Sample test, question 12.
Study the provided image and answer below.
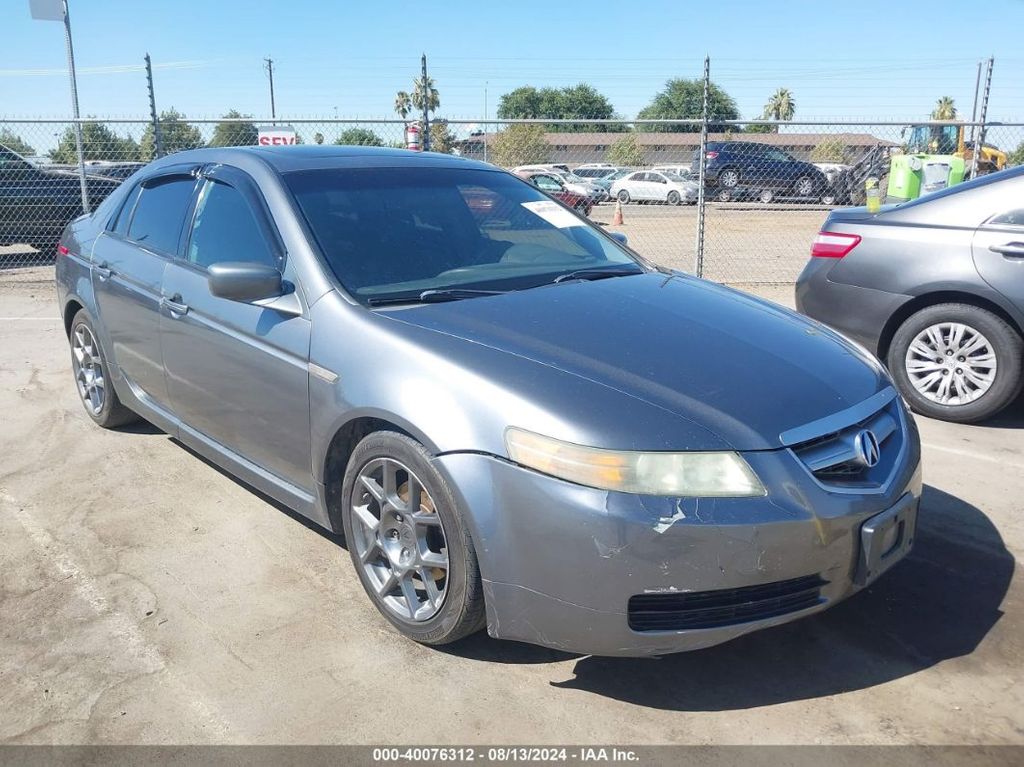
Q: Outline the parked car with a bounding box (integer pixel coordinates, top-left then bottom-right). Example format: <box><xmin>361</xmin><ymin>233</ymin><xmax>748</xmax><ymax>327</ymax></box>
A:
<box><xmin>57</xmin><ymin>146</ymin><xmax>920</xmax><ymax>657</ymax></box>
<box><xmin>651</xmin><ymin>164</ymin><xmax>694</xmax><ymax>180</ymax></box>
<box><xmin>610</xmin><ymin>170</ymin><xmax>698</xmax><ymax>205</ymax></box>
<box><xmin>591</xmin><ymin>168</ymin><xmax>634</xmax><ymax>194</ymax></box>
<box><xmin>512</xmin><ymin>165</ymin><xmax>607</xmax><ymax>203</ymax></box>
<box><xmin>797</xmin><ymin>165</ymin><xmax>1024</xmax><ymax>423</ymax></box>
<box><xmin>693</xmin><ymin>141</ymin><xmax>829</xmax><ymax>201</ymax></box>
<box><xmin>513</xmin><ymin>169</ymin><xmax>592</xmax><ymax>215</ymax></box>
<box><xmin>0</xmin><ymin>143</ymin><xmax>121</xmax><ymax>252</ymax></box>
<box><xmin>572</xmin><ymin>166</ymin><xmax>621</xmax><ymax>180</ymax></box>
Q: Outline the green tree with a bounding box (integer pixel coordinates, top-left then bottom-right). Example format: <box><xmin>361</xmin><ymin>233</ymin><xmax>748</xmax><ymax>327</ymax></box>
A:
<box><xmin>334</xmin><ymin>127</ymin><xmax>384</xmax><ymax>146</ymax></box>
<box><xmin>743</xmin><ymin>122</ymin><xmax>774</xmax><ymax>134</ymax></box>
<box><xmin>491</xmin><ymin>124</ymin><xmax>550</xmax><ymax>167</ymax></box>
<box><xmin>763</xmin><ymin>88</ymin><xmax>796</xmax><ymax>124</ymax></box>
<box><xmin>605</xmin><ymin>134</ymin><xmax>645</xmax><ymax>166</ymax></box>
<box><xmin>427</xmin><ymin>119</ymin><xmax>455</xmax><ymax>154</ymax></box>
<box><xmin>637</xmin><ymin>78</ymin><xmax>739</xmax><ymax>132</ymax></box>
<box><xmin>497</xmin><ymin>84</ymin><xmax>620</xmax><ymax>132</ymax></box>
<box><xmin>0</xmin><ymin>129</ymin><xmax>36</xmax><ymax>156</ymax></box>
<box><xmin>1007</xmin><ymin>140</ymin><xmax>1024</xmax><ymax>167</ymax></box>
<box><xmin>931</xmin><ymin>96</ymin><xmax>957</xmax><ymax>120</ymax></box>
<box><xmin>208</xmin><ymin>110</ymin><xmax>258</xmax><ymax>147</ymax></box>
<box><xmin>50</xmin><ymin>121</ymin><xmax>140</xmax><ymax>164</ymax></box>
<box><xmin>395</xmin><ymin>75</ymin><xmax>440</xmax><ymax>120</ymax></box>
<box><xmin>140</xmin><ymin>108</ymin><xmax>204</xmax><ymax>159</ymax></box>
<box><xmin>810</xmin><ymin>137</ymin><xmax>848</xmax><ymax>164</ymax></box>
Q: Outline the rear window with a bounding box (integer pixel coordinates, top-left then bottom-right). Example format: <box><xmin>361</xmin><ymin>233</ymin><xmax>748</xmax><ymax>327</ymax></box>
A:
<box><xmin>285</xmin><ymin>166</ymin><xmax>638</xmax><ymax>302</ymax></box>
<box><xmin>127</xmin><ymin>176</ymin><xmax>196</xmax><ymax>254</ymax></box>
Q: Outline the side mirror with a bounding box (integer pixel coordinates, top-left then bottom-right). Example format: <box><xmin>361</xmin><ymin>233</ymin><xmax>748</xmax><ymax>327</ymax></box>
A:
<box><xmin>208</xmin><ymin>261</ymin><xmax>283</xmax><ymax>303</ymax></box>
<box><xmin>609</xmin><ymin>231</ymin><xmax>628</xmax><ymax>246</ymax></box>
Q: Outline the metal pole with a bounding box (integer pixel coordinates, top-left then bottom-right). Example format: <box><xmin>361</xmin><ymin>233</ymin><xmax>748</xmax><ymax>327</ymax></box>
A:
<box><xmin>145</xmin><ymin>53</ymin><xmax>162</xmax><ymax>158</ymax></box>
<box><xmin>62</xmin><ymin>0</ymin><xmax>89</xmax><ymax>213</ymax></box>
<box><xmin>694</xmin><ymin>55</ymin><xmax>710</xmax><ymax>278</ymax></box>
<box><xmin>969</xmin><ymin>60</ymin><xmax>982</xmax><ymax>151</ymax></box>
<box><xmin>421</xmin><ymin>53</ymin><xmax>431</xmax><ymax>152</ymax></box>
<box><xmin>483</xmin><ymin>80</ymin><xmax>488</xmax><ymax>163</ymax></box>
<box><xmin>972</xmin><ymin>57</ymin><xmax>994</xmax><ymax>179</ymax></box>
<box><xmin>264</xmin><ymin>57</ymin><xmax>276</xmax><ymax>122</ymax></box>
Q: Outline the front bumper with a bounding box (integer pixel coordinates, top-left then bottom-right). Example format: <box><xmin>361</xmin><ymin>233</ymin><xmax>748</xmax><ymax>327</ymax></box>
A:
<box><xmin>433</xmin><ymin>425</ymin><xmax>921</xmax><ymax>657</ymax></box>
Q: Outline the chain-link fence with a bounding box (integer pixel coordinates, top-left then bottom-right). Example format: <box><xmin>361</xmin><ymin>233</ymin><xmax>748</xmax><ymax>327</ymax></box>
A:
<box><xmin>2</xmin><ymin>117</ymin><xmax>1022</xmax><ymax>285</ymax></box>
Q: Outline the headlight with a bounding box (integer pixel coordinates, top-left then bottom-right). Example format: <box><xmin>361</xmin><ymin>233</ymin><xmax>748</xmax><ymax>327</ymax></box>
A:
<box><xmin>505</xmin><ymin>428</ymin><xmax>766</xmax><ymax>497</ymax></box>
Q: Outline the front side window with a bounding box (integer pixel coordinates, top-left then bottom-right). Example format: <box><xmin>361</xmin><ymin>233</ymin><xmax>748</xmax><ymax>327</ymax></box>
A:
<box><xmin>285</xmin><ymin>167</ymin><xmax>641</xmax><ymax>303</ymax></box>
<box><xmin>127</xmin><ymin>176</ymin><xmax>197</xmax><ymax>254</ymax></box>
<box><xmin>188</xmin><ymin>180</ymin><xmax>276</xmax><ymax>270</ymax></box>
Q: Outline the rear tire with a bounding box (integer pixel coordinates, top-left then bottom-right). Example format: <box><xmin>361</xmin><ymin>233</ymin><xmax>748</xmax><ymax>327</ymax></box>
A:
<box><xmin>341</xmin><ymin>431</ymin><xmax>486</xmax><ymax>646</ymax></box>
<box><xmin>794</xmin><ymin>176</ymin><xmax>815</xmax><ymax>197</ymax></box>
<box><xmin>759</xmin><ymin>189</ymin><xmax>774</xmax><ymax>204</ymax></box>
<box><xmin>887</xmin><ymin>303</ymin><xmax>1023</xmax><ymax>423</ymax></box>
<box><xmin>69</xmin><ymin>310</ymin><xmax>139</xmax><ymax>428</ymax></box>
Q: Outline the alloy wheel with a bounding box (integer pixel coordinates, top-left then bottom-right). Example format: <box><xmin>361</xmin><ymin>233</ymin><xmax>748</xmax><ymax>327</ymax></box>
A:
<box><xmin>720</xmin><ymin>169</ymin><xmax>739</xmax><ymax>188</ymax></box>
<box><xmin>349</xmin><ymin>457</ymin><xmax>449</xmax><ymax>622</ymax></box>
<box><xmin>905</xmin><ymin>322</ymin><xmax>997</xmax><ymax>406</ymax></box>
<box><xmin>72</xmin><ymin>324</ymin><xmax>105</xmax><ymax>415</ymax></box>
<box><xmin>795</xmin><ymin>177</ymin><xmax>814</xmax><ymax>196</ymax></box>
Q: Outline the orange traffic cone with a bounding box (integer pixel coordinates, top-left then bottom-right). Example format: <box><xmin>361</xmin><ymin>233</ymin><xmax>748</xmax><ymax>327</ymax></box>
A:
<box><xmin>612</xmin><ymin>200</ymin><xmax>624</xmax><ymax>226</ymax></box>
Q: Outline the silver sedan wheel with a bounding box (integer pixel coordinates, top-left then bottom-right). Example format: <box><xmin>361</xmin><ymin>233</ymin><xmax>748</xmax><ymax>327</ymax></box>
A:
<box><xmin>905</xmin><ymin>322</ymin><xmax>998</xmax><ymax>405</ymax></box>
<box><xmin>72</xmin><ymin>324</ymin><xmax>105</xmax><ymax>415</ymax></box>
<box><xmin>349</xmin><ymin>457</ymin><xmax>449</xmax><ymax>622</ymax></box>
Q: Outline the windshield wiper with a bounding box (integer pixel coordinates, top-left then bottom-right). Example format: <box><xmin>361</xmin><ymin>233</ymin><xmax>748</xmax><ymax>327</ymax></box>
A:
<box><xmin>366</xmin><ymin>288</ymin><xmax>507</xmax><ymax>306</ymax></box>
<box><xmin>552</xmin><ymin>265</ymin><xmax>644</xmax><ymax>284</ymax></box>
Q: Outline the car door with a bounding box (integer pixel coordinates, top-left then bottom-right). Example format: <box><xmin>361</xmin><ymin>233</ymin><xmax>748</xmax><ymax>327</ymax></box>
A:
<box><xmin>159</xmin><ymin>165</ymin><xmax>313</xmax><ymax>491</ymax></box>
<box><xmin>90</xmin><ymin>170</ymin><xmax>199</xmax><ymax>411</ymax></box>
<box><xmin>972</xmin><ymin>206</ymin><xmax>1024</xmax><ymax>313</ymax></box>
<box><xmin>648</xmin><ymin>172</ymin><xmax>670</xmax><ymax>201</ymax></box>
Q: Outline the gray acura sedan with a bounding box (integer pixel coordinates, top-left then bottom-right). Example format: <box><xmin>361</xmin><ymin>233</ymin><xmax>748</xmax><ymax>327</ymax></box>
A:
<box><xmin>56</xmin><ymin>147</ymin><xmax>921</xmax><ymax>656</ymax></box>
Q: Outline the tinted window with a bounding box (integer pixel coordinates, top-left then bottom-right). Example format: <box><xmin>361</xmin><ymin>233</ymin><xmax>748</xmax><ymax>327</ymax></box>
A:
<box><xmin>127</xmin><ymin>177</ymin><xmax>196</xmax><ymax>254</ymax></box>
<box><xmin>111</xmin><ymin>183</ymin><xmax>143</xmax><ymax>234</ymax></box>
<box><xmin>989</xmin><ymin>209</ymin><xmax>1024</xmax><ymax>227</ymax></box>
<box><xmin>286</xmin><ymin>167</ymin><xmax>639</xmax><ymax>302</ymax></box>
<box><xmin>188</xmin><ymin>180</ymin><xmax>276</xmax><ymax>269</ymax></box>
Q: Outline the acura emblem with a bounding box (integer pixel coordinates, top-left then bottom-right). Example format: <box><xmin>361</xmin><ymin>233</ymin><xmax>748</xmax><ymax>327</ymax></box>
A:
<box><xmin>853</xmin><ymin>429</ymin><xmax>881</xmax><ymax>468</ymax></box>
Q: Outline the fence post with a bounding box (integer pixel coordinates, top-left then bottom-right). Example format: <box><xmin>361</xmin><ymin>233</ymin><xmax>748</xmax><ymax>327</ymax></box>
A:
<box><xmin>421</xmin><ymin>53</ymin><xmax>431</xmax><ymax>152</ymax></box>
<box><xmin>61</xmin><ymin>0</ymin><xmax>89</xmax><ymax>214</ymax></box>
<box><xmin>694</xmin><ymin>55</ymin><xmax>710</xmax><ymax>278</ymax></box>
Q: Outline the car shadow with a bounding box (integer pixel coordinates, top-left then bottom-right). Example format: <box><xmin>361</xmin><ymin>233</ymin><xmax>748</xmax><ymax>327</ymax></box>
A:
<box><xmin>973</xmin><ymin>393</ymin><xmax>1024</xmax><ymax>429</ymax></box>
<box><xmin>446</xmin><ymin>485</ymin><xmax>1014</xmax><ymax>706</ymax></box>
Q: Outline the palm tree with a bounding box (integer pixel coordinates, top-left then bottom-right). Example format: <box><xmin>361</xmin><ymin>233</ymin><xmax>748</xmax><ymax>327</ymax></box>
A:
<box><xmin>394</xmin><ymin>90</ymin><xmax>412</xmax><ymax>119</ymax></box>
<box><xmin>410</xmin><ymin>75</ymin><xmax>440</xmax><ymax>114</ymax></box>
<box><xmin>763</xmin><ymin>88</ymin><xmax>796</xmax><ymax>123</ymax></box>
<box><xmin>931</xmin><ymin>96</ymin><xmax>957</xmax><ymax>120</ymax></box>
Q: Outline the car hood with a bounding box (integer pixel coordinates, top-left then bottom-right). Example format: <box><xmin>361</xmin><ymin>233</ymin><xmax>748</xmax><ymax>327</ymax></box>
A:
<box><xmin>382</xmin><ymin>273</ymin><xmax>890</xmax><ymax>450</ymax></box>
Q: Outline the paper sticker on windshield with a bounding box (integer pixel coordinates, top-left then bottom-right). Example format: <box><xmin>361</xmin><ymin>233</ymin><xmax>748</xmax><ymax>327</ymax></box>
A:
<box><xmin>521</xmin><ymin>200</ymin><xmax>583</xmax><ymax>228</ymax></box>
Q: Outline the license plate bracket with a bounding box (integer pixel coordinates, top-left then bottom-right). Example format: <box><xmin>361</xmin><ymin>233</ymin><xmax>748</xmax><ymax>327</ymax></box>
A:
<box><xmin>854</xmin><ymin>493</ymin><xmax>918</xmax><ymax>587</ymax></box>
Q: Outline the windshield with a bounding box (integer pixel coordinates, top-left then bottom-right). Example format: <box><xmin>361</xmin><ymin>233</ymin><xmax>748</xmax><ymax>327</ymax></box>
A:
<box><xmin>286</xmin><ymin>167</ymin><xmax>641</xmax><ymax>304</ymax></box>
<box><xmin>906</xmin><ymin>124</ymin><xmax>959</xmax><ymax>155</ymax></box>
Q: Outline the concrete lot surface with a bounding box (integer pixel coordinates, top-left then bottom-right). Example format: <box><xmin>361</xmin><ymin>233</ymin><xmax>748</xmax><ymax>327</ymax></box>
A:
<box><xmin>1</xmin><ymin>281</ymin><xmax>1022</xmax><ymax>745</ymax></box>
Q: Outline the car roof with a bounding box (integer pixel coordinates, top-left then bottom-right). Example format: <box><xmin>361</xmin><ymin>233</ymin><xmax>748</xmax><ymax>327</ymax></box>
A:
<box><xmin>145</xmin><ymin>145</ymin><xmax>493</xmax><ymax>175</ymax></box>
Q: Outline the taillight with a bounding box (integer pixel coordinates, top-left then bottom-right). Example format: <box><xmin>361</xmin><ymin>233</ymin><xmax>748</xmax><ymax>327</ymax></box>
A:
<box><xmin>57</xmin><ymin>244</ymin><xmax>70</xmax><ymax>256</ymax></box>
<box><xmin>706</xmin><ymin>151</ymin><xmax>719</xmax><ymax>159</ymax></box>
<box><xmin>811</xmin><ymin>231</ymin><xmax>861</xmax><ymax>258</ymax></box>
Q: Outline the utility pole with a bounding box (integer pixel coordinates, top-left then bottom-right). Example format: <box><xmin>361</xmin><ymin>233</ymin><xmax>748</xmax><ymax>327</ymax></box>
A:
<box><xmin>420</xmin><ymin>53</ymin><xmax>431</xmax><ymax>152</ymax></box>
<box><xmin>264</xmin><ymin>57</ymin><xmax>276</xmax><ymax>122</ymax></box>
<box><xmin>694</xmin><ymin>55</ymin><xmax>711</xmax><ymax>278</ymax></box>
<box><xmin>972</xmin><ymin>57</ymin><xmax>994</xmax><ymax>179</ymax></box>
<box><xmin>144</xmin><ymin>53</ymin><xmax>162</xmax><ymax>158</ymax></box>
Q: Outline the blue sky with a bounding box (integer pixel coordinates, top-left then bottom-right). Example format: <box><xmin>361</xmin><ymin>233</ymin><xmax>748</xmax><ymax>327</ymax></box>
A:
<box><xmin>2</xmin><ymin>0</ymin><xmax>1023</xmax><ymax>123</ymax></box>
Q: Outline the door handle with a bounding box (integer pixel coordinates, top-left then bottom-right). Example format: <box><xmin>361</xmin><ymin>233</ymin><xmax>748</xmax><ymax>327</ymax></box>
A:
<box><xmin>989</xmin><ymin>242</ymin><xmax>1024</xmax><ymax>258</ymax></box>
<box><xmin>161</xmin><ymin>295</ymin><xmax>190</xmax><ymax>315</ymax></box>
<box><xmin>94</xmin><ymin>261</ymin><xmax>113</xmax><ymax>280</ymax></box>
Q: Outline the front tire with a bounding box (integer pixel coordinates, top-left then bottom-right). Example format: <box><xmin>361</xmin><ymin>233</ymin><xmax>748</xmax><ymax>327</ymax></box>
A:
<box><xmin>794</xmin><ymin>176</ymin><xmax>815</xmax><ymax>197</ymax></box>
<box><xmin>617</xmin><ymin>189</ymin><xmax>631</xmax><ymax>204</ymax></box>
<box><xmin>759</xmin><ymin>189</ymin><xmax>774</xmax><ymax>204</ymax></box>
<box><xmin>666</xmin><ymin>190</ymin><xmax>681</xmax><ymax>205</ymax></box>
<box><xmin>719</xmin><ymin>168</ymin><xmax>740</xmax><ymax>188</ymax></box>
<box><xmin>341</xmin><ymin>431</ymin><xmax>486</xmax><ymax>645</ymax></box>
<box><xmin>69</xmin><ymin>310</ymin><xmax>138</xmax><ymax>428</ymax></box>
<box><xmin>887</xmin><ymin>304</ymin><xmax>1023</xmax><ymax>423</ymax></box>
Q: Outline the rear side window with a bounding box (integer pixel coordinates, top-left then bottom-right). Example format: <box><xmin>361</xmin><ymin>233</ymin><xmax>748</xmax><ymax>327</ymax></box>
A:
<box><xmin>111</xmin><ymin>183</ymin><xmax>143</xmax><ymax>235</ymax></box>
<box><xmin>989</xmin><ymin>209</ymin><xmax>1024</xmax><ymax>227</ymax></box>
<box><xmin>187</xmin><ymin>180</ymin><xmax>277</xmax><ymax>269</ymax></box>
<box><xmin>127</xmin><ymin>177</ymin><xmax>196</xmax><ymax>254</ymax></box>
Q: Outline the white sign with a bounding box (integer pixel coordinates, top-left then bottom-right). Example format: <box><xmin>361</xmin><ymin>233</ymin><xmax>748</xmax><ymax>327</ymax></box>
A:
<box><xmin>29</xmin><ymin>0</ymin><xmax>65</xmax><ymax>21</ymax></box>
<box><xmin>521</xmin><ymin>200</ymin><xmax>584</xmax><ymax>229</ymax></box>
<box><xmin>257</xmin><ymin>125</ymin><xmax>297</xmax><ymax>147</ymax></box>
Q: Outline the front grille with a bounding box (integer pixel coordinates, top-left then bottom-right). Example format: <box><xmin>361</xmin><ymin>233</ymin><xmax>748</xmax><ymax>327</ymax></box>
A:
<box><xmin>628</xmin><ymin>574</ymin><xmax>826</xmax><ymax>632</ymax></box>
<box><xmin>791</xmin><ymin>396</ymin><xmax>904</xmax><ymax>490</ymax></box>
